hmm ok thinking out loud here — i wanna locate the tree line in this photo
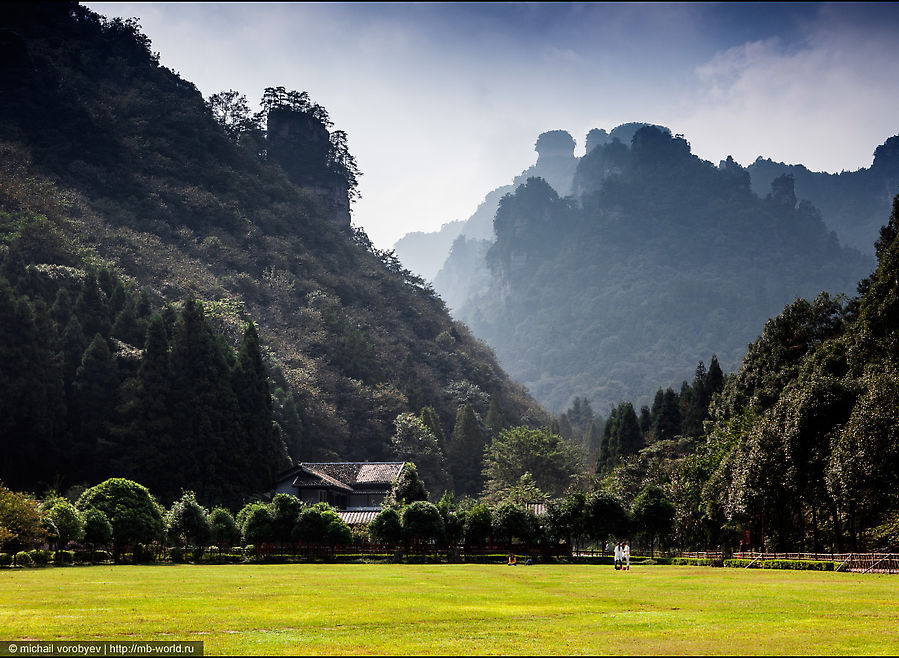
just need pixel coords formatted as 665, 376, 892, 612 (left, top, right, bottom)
591, 198, 899, 553
1, 464, 673, 565
0, 257, 291, 510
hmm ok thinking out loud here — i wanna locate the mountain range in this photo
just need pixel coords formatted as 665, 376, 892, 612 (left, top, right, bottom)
397, 124, 893, 413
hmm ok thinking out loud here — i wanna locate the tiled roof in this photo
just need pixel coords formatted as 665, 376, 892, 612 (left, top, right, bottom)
338, 510, 380, 525
293, 465, 353, 492
355, 462, 405, 484
298, 462, 404, 487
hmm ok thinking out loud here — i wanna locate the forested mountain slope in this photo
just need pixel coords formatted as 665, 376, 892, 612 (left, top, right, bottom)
395, 129, 582, 295
0, 2, 543, 506
747, 136, 899, 255
455, 126, 874, 413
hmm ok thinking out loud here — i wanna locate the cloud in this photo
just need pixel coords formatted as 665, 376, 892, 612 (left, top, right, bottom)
682, 8, 899, 172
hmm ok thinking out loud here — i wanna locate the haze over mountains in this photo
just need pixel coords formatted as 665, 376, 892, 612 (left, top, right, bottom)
395, 125, 896, 413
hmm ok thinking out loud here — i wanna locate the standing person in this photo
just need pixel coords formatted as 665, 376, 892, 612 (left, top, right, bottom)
614, 541, 622, 570
623, 541, 630, 571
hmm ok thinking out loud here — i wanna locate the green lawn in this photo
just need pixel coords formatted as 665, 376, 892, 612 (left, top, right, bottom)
1, 563, 897, 655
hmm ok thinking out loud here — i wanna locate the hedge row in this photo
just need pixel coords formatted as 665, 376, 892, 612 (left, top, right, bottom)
650, 557, 718, 566
1, 550, 113, 567
723, 558, 837, 571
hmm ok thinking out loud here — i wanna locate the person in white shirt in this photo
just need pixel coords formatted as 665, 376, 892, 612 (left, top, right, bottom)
614, 541, 622, 570
623, 542, 631, 571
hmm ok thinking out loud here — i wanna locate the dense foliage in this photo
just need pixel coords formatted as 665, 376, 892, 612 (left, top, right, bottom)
594, 199, 899, 551
747, 137, 899, 255
0, 2, 543, 504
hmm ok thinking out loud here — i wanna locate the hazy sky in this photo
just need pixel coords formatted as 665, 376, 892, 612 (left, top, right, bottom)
85, 2, 899, 249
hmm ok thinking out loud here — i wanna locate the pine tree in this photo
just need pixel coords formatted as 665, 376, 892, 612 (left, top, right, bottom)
168, 299, 239, 507
73, 334, 119, 483
652, 388, 681, 441
485, 396, 508, 436
616, 401, 642, 458
232, 322, 288, 499
74, 270, 110, 340
449, 404, 487, 497
707, 354, 724, 397
597, 406, 618, 473
419, 406, 446, 446
129, 314, 175, 499
0, 282, 65, 490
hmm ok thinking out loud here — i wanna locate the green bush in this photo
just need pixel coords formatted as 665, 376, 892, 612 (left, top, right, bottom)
723, 558, 836, 571
14, 551, 33, 567
28, 549, 51, 566
54, 550, 75, 564
92, 550, 112, 563
0, 553, 12, 567
132, 543, 156, 563
168, 547, 185, 563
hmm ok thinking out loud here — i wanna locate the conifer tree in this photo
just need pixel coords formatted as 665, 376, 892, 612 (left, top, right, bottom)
0, 282, 65, 489
485, 396, 508, 436
419, 406, 446, 446
130, 314, 175, 499
616, 401, 642, 457
74, 271, 110, 339
652, 388, 681, 441
707, 355, 724, 397
232, 322, 288, 497
73, 334, 119, 483
168, 299, 239, 507
449, 404, 487, 497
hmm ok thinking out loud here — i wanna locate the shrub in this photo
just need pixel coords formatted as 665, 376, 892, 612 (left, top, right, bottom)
670, 557, 712, 566
368, 507, 403, 546
82, 507, 114, 549
168, 547, 185, 563
0, 485, 47, 552
132, 543, 155, 563
28, 549, 51, 566
723, 558, 836, 571
239, 504, 273, 545
44, 499, 85, 550
54, 550, 75, 564
165, 492, 210, 548
208, 508, 240, 548
14, 551, 33, 567
92, 550, 112, 563
0, 552, 12, 566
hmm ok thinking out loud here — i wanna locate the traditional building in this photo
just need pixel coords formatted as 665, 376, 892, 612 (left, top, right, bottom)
272, 462, 405, 524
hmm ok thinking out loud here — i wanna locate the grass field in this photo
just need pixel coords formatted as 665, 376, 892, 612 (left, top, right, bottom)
1, 563, 897, 655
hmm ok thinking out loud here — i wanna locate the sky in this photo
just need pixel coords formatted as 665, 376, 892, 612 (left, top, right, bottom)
84, 2, 899, 250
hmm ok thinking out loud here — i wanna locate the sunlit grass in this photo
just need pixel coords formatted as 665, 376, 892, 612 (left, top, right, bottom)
2, 563, 897, 655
